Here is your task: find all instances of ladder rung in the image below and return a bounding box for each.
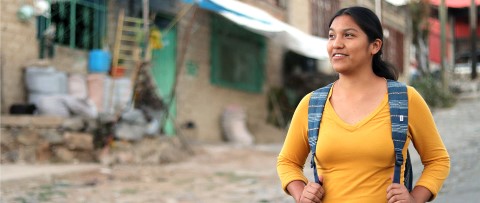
[122,26,142,33]
[119,57,137,61]
[119,49,136,53]
[119,45,136,50]
[119,44,138,50]
[124,17,143,24]
[120,36,137,41]
[119,54,138,60]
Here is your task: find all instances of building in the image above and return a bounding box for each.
[0,0,414,144]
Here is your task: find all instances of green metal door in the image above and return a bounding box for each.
[151,27,177,136]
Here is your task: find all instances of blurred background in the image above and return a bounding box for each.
[0,0,479,202]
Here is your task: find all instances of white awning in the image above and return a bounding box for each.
[183,0,329,60]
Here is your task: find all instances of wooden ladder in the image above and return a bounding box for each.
[112,9,143,75]
[108,9,144,114]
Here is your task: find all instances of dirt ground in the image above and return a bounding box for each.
[0,144,292,203]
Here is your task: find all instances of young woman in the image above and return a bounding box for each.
[277,7,450,203]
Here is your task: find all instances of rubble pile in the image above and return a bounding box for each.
[0,115,191,165]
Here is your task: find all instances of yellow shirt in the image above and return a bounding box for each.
[277,86,450,202]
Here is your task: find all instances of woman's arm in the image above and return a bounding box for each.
[277,94,312,193]
[287,180,307,201]
[407,87,451,200]
[410,185,432,202]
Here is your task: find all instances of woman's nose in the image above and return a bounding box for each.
[332,38,344,48]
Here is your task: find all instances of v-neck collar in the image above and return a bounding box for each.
[325,84,389,131]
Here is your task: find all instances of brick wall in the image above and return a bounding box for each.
[287,0,311,34]
[175,2,287,143]
[1,0,39,113]
[0,0,93,114]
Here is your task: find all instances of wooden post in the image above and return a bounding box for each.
[143,0,149,58]
[470,0,478,79]
[439,0,448,90]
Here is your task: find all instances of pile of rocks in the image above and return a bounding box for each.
[0,115,191,165]
[1,116,97,163]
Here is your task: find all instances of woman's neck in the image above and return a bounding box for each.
[336,74,383,90]
[332,74,387,99]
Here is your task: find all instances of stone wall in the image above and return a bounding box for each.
[0,115,190,164]
[1,116,96,163]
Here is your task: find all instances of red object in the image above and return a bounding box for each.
[111,66,126,78]
[430,0,480,8]
[455,21,480,38]
[428,18,452,64]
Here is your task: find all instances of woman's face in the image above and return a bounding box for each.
[327,15,381,75]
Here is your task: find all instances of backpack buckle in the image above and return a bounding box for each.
[310,153,316,168]
[395,152,404,166]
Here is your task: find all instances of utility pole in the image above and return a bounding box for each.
[375,0,383,23]
[470,0,478,80]
[143,0,149,56]
[439,0,448,90]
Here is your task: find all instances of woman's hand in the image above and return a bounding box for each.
[298,181,325,203]
[386,183,416,203]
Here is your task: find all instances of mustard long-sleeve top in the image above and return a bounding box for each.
[277,86,450,202]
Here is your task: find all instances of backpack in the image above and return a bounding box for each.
[307,79,412,191]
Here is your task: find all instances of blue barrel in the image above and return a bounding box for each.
[88,49,111,73]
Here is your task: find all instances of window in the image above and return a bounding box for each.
[210,14,266,93]
[38,0,107,57]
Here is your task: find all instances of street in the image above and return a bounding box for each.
[1,97,479,203]
[422,97,480,202]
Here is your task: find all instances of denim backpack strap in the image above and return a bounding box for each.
[308,83,333,184]
[387,80,410,189]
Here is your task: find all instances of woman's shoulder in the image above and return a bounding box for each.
[298,92,314,107]
[406,85,429,108]
[406,85,422,99]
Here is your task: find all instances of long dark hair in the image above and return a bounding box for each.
[328,6,398,80]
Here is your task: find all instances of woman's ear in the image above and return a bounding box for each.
[371,39,382,55]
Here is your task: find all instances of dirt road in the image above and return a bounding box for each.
[1,144,291,203]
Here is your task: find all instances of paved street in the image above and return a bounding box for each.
[1,97,479,202]
[420,97,480,202]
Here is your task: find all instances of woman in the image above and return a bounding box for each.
[277,6,450,203]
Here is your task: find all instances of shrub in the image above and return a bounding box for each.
[411,75,456,108]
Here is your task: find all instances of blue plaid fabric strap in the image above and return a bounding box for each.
[307,83,332,184]
[386,80,409,186]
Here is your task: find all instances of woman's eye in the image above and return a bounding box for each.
[345,33,354,37]
[328,34,335,39]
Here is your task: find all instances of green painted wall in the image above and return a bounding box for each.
[151,27,177,135]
